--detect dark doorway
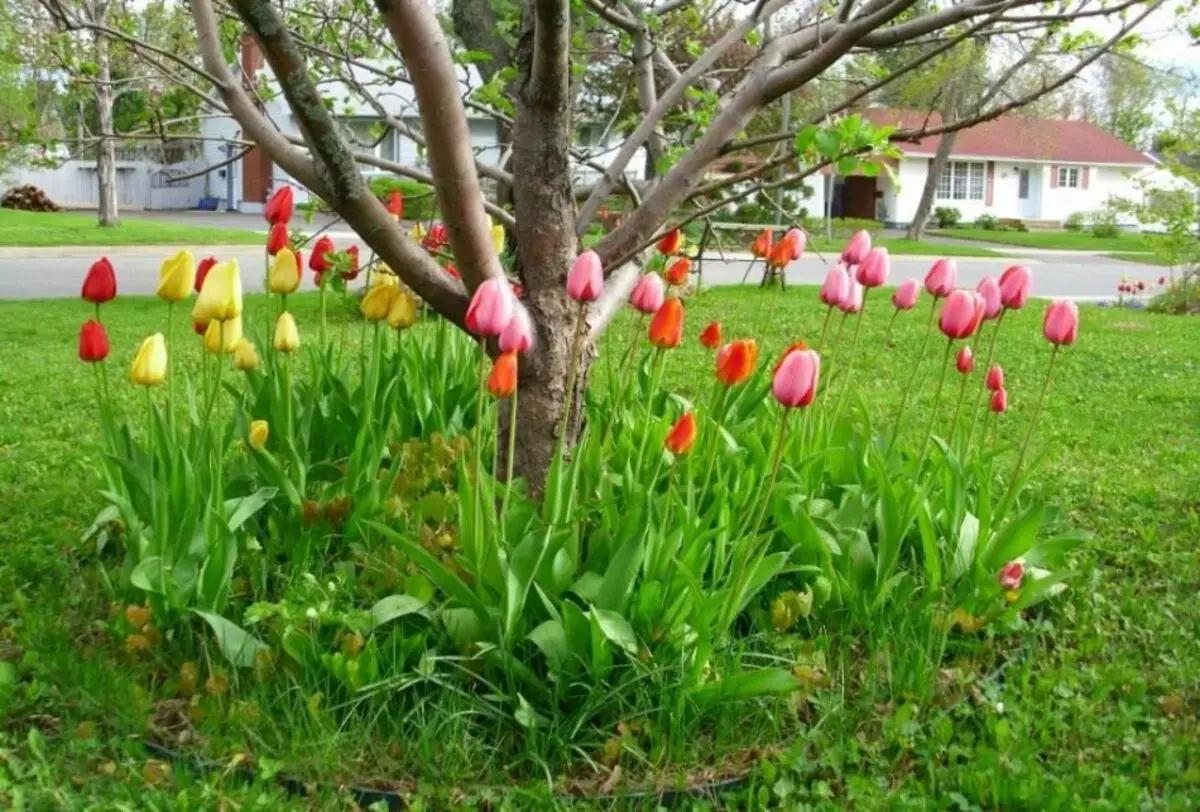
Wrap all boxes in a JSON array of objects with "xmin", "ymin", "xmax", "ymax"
[
  {"xmin": 842, "ymin": 176, "xmax": 877, "ymax": 220},
  {"xmin": 242, "ymin": 147, "xmax": 272, "ymax": 204}
]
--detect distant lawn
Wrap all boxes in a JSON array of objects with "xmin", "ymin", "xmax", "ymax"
[
  {"xmin": 809, "ymin": 236, "xmax": 1000, "ymax": 257},
  {"xmin": 1106, "ymin": 252, "xmax": 1175, "ymax": 266},
  {"xmin": 933, "ymin": 228, "xmax": 1148, "ymax": 252},
  {"xmin": 0, "ymin": 209, "xmax": 265, "ymax": 247}
]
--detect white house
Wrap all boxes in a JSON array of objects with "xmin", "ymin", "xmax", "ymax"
[{"xmin": 828, "ymin": 109, "xmax": 1158, "ymax": 228}]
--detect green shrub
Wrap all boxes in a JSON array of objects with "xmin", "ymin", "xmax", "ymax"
[
  {"xmin": 1064, "ymin": 211, "xmax": 1088, "ymax": 232},
  {"xmin": 1091, "ymin": 209, "xmax": 1121, "ymax": 239},
  {"xmin": 932, "ymin": 206, "xmax": 960, "ymax": 228},
  {"xmin": 1148, "ymin": 276, "xmax": 1200, "ymax": 314},
  {"xmin": 974, "ymin": 214, "xmax": 1000, "ymax": 230},
  {"xmin": 367, "ymin": 177, "xmax": 438, "ymax": 221}
]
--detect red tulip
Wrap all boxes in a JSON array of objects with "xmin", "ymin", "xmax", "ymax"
[
  {"xmin": 648, "ymin": 297, "xmax": 684, "ymax": 349},
  {"xmin": 266, "ymin": 221, "xmax": 289, "ymax": 255},
  {"xmin": 487, "ymin": 351, "xmax": 518, "ymax": 398},
  {"xmin": 986, "ymin": 365, "xmax": 1004, "ymax": 392},
  {"xmin": 819, "ymin": 264, "xmax": 849, "ymax": 307},
  {"xmin": 783, "ymin": 228, "xmax": 806, "ymax": 260},
  {"xmin": 990, "ymin": 387, "xmax": 1008, "ymax": 413},
  {"xmin": 766, "ymin": 236, "xmax": 794, "ymax": 269},
  {"xmin": 999, "ymin": 265, "xmax": 1033, "ymax": 310},
  {"xmin": 715, "ymin": 339, "xmax": 758, "ymax": 387},
  {"xmin": 664, "ymin": 412, "xmax": 697, "ymax": 455},
  {"xmin": 341, "ymin": 245, "xmax": 361, "ymax": 280},
  {"xmin": 195, "ymin": 256, "xmax": 219, "ymax": 293},
  {"xmin": 465, "ymin": 278, "xmax": 515, "ymax": 337},
  {"xmin": 193, "ymin": 320, "xmax": 208, "ymax": 335},
  {"xmin": 977, "ymin": 276, "xmax": 1002, "ymax": 320},
  {"xmin": 892, "ymin": 278, "xmax": 920, "ymax": 311},
  {"xmin": 310, "ymin": 236, "xmax": 335, "ymax": 274},
  {"xmin": 422, "ymin": 223, "xmax": 449, "ymax": 252},
  {"xmin": 856, "ymin": 247, "xmax": 890, "ymax": 288},
  {"xmin": 566, "ymin": 250, "xmax": 604, "ymax": 302},
  {"xmin": 81, "ymin": 257, "xmax": 117, "ymax": 304},
  {"xmin": 956, "ymin": 346, "xmax": 975, "ymax": 374},
  {"xmin": 499, "ymin": 305, "xmax": 534, "ymax": 354},
  {"xmin": 841, "ymin": 230, "xmax": 871, "ymax": 266},
  {"xmin": 998, "ymin": 560, "xmax": 1024, "ymax": 590},
  {"xmin": 1136, "ymin": 280, "xmax": 1146, "ymax": 291},
  {"xmin": 1042, "ymin": 299, "xmax": 1079, "ymax": 346},
  {"xmin": 924, "ymin": 258, "xmax": 957, "ymax": 298},
  {"xmin": 657, "ymin": 228, "xmax": 682, "ymax": 255},
  {"xmin": 78, "ymin": 319, "xmax": 109, "ymax": 362},
  {"xmin": 772, "ymin": 348, "xmax": 820, "ymax": 408},
  {"xmin": 750, "ymin": 229, "xmax": 773, "ymax": 259},
  {"xmin": 939, "ymin": 290, "xmax": 985, "ymax": 340},
  {"xmin": 664, "ymin": 257, "xmax": 691, "ymax": 287},
  {"xmin": 387, "ymin": 190, "xmax": 403, "ymax": 219},
  {"xmin": 630, "ymin": 273, "xmax": 665, "ymax": 314},
  {"xmin": 699, "ymin": 321, "xmax": 722, "ymax": 349},
  {"xmin": 264, "ymin": 185, "xmax": 294, "ymax": 225},
  {"xmin": 444, "ymin": 263, "xmax": 460, "ymax": 281}
]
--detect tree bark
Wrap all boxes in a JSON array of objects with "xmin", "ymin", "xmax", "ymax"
[
  {"xmin": 94, "ymin": 6, "xmax": 119, "ymax": 227},
  {"xmin": 906, "ymin": 130, "xmax": 957, "ymax": 240}
]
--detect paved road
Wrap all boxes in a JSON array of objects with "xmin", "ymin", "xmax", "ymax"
[{"xmin": 0, "ymin": 240, "xmax": 1165, "ymax": 301}]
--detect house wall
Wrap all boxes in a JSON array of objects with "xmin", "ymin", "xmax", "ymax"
[{"xmin": 5, "ymin": 158, "xmax": 209, "ymax": 211}]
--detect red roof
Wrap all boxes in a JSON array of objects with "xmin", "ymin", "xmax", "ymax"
[{"xmin": 860, "ymin": 109, "xmax": 1153, "ymax": 166}]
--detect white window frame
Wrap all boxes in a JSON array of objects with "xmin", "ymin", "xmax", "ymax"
[
  {"xmin": 1058, "ymin": 166, "xmax": 1080, "ymax": 189},
  {"xmin": 935, "ymin": 161, "xmax": 986, "ymax": 201}
]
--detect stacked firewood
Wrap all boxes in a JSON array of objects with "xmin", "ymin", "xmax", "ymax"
[{"xmin": 1, "ymin": 185, "xmax": 62, "ymax": 212}]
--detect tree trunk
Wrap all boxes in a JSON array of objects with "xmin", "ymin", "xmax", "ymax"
[
  {"xmin": 94, "ymin": 19, "xmax": 119, "ymax": 228},
  {"xmin": 905, "ymin": 130, "xmax": 956, "ymax": 241}
]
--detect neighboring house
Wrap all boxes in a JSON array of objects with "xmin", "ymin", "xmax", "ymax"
[
  {"xmin": 830, "ymin": 109, "xmax": 1158, "ymax": 228},
  {"xmin": 200, "ymin": 35, "xmax": 647, "ymax": 214}
]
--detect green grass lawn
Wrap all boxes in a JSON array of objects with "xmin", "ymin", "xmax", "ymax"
[
  {"xmin": 1106, "ymin": 251, "xmax": 1175, "ymax": 266},
  {"xmin": 2, "ymin": 289, "xmax": 1198, "ymax": 806},
  {"xmin": 0, "ymin": 209, "xmax": 266, "ymax": 247},
  {"xmin": 810, "ymin": 235, "xmax": 1000, "ymax": 257},
  {"xmin": 933, "ymin": 227, "xmax": 1150, "ymax": 252}
]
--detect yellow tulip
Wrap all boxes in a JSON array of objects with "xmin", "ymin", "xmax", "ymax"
[
  {"xmin": 409, "ymin": 222, "xmax": 426, "ymax": 243},
  {"xmin": 248, "ymin": 420, "xmax": 269, "ymax": 451},
  {"xmin": 387, "ymin": 288, "xmax": 420, "ymax": 330},
  {"xmin": 360, "ymin": 283, "xmax": 397, "ymax": 322},
  {"xmin": 130, "ymin": 333, "xmax": 167, "ymax": 386},
  {"xmin": 231, "ymin": 338, "xmax": 260, "ymax": 371},
  {"xmin": 192, "ymin": 259, "xmax": 243, "ymax": 324},
  {"xmin": 274, "ymin": 312, "xmax": 300, "ymax": 353},
  {"xmin": 490, "ymin": 222, "xmax": 506, "ymax": 255},
  {"xmin": 268, "ymin": 247, "xmax": 300, "ymax": 295},
  {"xmin": 203, "ymin": 316, "xmax": 242, "ymax": 354},
  {"xmin": 156, "ymin": 250, "xmax": 195, "ymax": 303},
  {"xmin": 373, "ymin": 272, "xmax": 400, "ymax": 289}
]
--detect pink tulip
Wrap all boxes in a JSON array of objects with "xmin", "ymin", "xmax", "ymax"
[
  {"xmin": 499, "ymin": 304, "xmax": 535, "ymax": 353},
  {"xmin": 841, "ymin": 230, "xmax": 871, "ymax": 266},
  {"xmin": 999, "ymin": 265, "xmax": 1033, "ymax": 310},
  {"xmin": 924, "ymin": 258, "xmax": 957, "ymax": 298},
  {"xmin": 990, "ymin": 387, "xmax": 1008, "ymax": 413},
  {"xmin": 892, "ymin": 279, "xmax": 920, "ymax": 311},
  {"xmin": 956, "ymin": 346, "xmax": 975, "ymax": 374},
  {"xmin": 772, "ymin": 348, "xmax": 820, "ymax": 408},
  {"xmin": 939, "ymin": 290, "xmax": 985, "ymax": 340},
  {"xmin": 784, "ymin": 228, "xmax": 806, "ymax": 260},
  {"xmin": 839, "ymin": 279, "xmax": 864, "ymax": 314},
  {"xmin": 1043, "ymin": 299, "xmax": 1079, "ymax": 346},
  {"xmin": 998, "ymin": 560, "xmax": 1024, "ymax": 590},
  {"xmin": 465, "ymin": 277, "xmax": 514, "ymax": 337},
  {"xmin": 629, "ymin": 272, "xmax": 665, "ymax": 314},
  {"xmin": 986, "ymin": 365, "xmax": 1004, "ymax": 392},
  {"xmin": 819, "ymin": 264, "xmax": 849, "ymax": 307},
  {"xmin": 977, "ymin": 276, "xmax": 1002, "ymax": 320},
  {"xmin": 856, "ymin": 247, "xmax": 890, "ymax": 288},
  {"xmin": 566, "ymin": 250, "xmax": 604, "ymax": 302}
]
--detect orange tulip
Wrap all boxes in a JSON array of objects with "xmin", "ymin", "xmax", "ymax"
[
  {"xmin": 657, "ymin": 228, "xmax": 682, "ymax": 255},
  {"xmin": 750, "ymin": 229, "xmax": 773, "ymax": 259},
  {"xmin": 767, "ymin": 235, "xmax": 795, "ymax": 269},
  {"xmin": 699, "ymin": 321, "xmax": 722, "ymax": 349},
  {"xmin": 664, "ymin": 257, "xmax": 691, "ymax": 287},
  {"xmin": 487, "ymin": 351, "xmax": 518, "ymax": 398},
  {"xmin": 664, "ymin": 412, "xmax": 697, "ymax": 455},
  {"xmin": 648, "ymin": 297, "xmax": 684, "ymax": 349},
  {"xmin": 715, "ymin": 339, "xmax": 758, "ymax": 386}
]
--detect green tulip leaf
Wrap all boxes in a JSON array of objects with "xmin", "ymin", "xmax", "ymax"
[{"xmin": 193, "ymin": 610, "xmax": 270, "ymax": 669}]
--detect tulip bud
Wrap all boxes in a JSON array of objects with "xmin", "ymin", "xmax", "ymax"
[
  {"xmin": 856, "ymin": 247, "xmax": 890, "ymax": 288},
  {"xmin": 130, "ymin": 334, "xmax": 167, "ymax": 386},
  {"xmin": 264, "ymin": 185, "xmax": 294, "ymax": 225},
  {"xmin": 657, "ymin": 228, "xmax": 682, "ymax": 255},
  {"xmin": 977, "ymin": 276, "xmax": 1002, "ymax": 320},
  {"xmin": 387, "ymin": 288, "xmax": 420, "ymax": 330},
  {"xmin": 387, "ymin": 190, "xmax": 403, "ymax": 219},
  {"xmin": 465, "ymin": 277, "xmax": 515, "ymax": 336},
  {"xmin": 990, "ymin": 387, "xmax": 1008, "ymax": 413},
  {"xmin": 766, "ymin": 237, "xmax": 794, "ymax": 270},
  {"xmin": 82, "ymin": 257, "xmax": 117, "ymax": 304},
  {"xmin": 939, "ymin": 290, "xmax": 985, "ymax": 340},
  {"xmin": 839, "ymin": 279, "xmax": 864, "ymax": 314},
  {"xmin": 341, "ymin": 245, "xmax": 360, "ymax": 281},
  {"xmin": 309, "ymin": 236, "xmax": 335, "ymax": 279},
  {"xmin": 498, "ymin": 304, "xmax": 534, "ymax": 353},
  {"xmin": 648, "ymin": 297, "xmax": 684, "ymax": 349},
  {"xmin": 204, "ymin": 316, "xmax": 243, "ymax": 355},
  {"xmin": 699, "ymin": 321, "xmax": 722, "ymax": 349},
  {"xmin": 998, "ymin": 560, "xmax": 1024, "ymax": 590},
  {"xmin": 248, "ymin": 420, "xmax": 269, "ymax": 451},
  {"xmin": 773, "ymin": 341, "xmax": 809, "ymax": 375},
  {"xmin": 750, "ymin": 229, "xmax": 773, "ymax": 259},
  {"xmin": 156, "ymin": 250, "xmax": 195, "ymax": 303},
  {"xmin": 819, "ymin": 265, "xmax": 849, "ymax": 308},
  {"xmin": 232, "ymin": 338, "xmax": 260, "ymax": 371},
  {"xmin": 487, "ymin": 351, "xmax": 518, "ymax": 398},
  {"xmin": 999, "ymin": 265, "xmax": 1033, "ymax": 310},
  {"xmin": 664, "ymin": 257, "xmax": 691, "ymax": 287},
  {"xmin": 266, "ymin": 221, "xmax": 289, "ymax": 256},
  {"xmin": 269, "ymin": 248, "xmax": 301, "ymax": 295},
  {"xmin": 986, "ymin": 365, "xmax": 1004, "ymax": 392},
  {"xmin": 783, "ymin": 228, "xmax": 806, "ymax": 260},
  {"xmin": 841, "ymin": 230, "xmax": 871, "ymax": 266},
  {"xmin": 772, "ymin": 348, "xmax": 820, "ymax": 408},
  {"xmin": 956, "ymin": 346, "xmax": 974, "ymax": 374},
  {"xmin": 361, "ymin": 282, "xmax": 398, "ymax": 322},
  {"xmin": 892, "ymin": 278, "xmax": 920, "ymax": 311},
  {"xmin": 192, "ymin": 260, "xmax": 243, "ymax": 324},
  {"xmin": 664, "ymin": 412, "xmax": 697, "ymax": 455},
  {"xmin": 630, "ymin": 273, "xmax": 665, "ymax": 315},
  {"xmin": 78, "ymin": 319, "xmax": 110, "ymax": 363},
  {"xmin": 274, "ymin": 312, "xmax": 300, "ymax": 353},
  {"xmin": 1042, "ymin": 299, "xmax": 1079, "ymax": 346},
  {"xmin": 715, "ymin": 339, "xmax": 758, "ymax": 387},
  {"xmin": 195, "ymin": 256, "xmax": 218, "ymax": 293},
  {"xmin": 924, "ymin": 258, "xmax": 957, "ymax": 299},
  {"xmin": 490, "ymin": 221, "xmax": 506, "ymax": 256},
  {"xmin": 566, "ymin": 251, "xmax": 604, "ymax": 302}
]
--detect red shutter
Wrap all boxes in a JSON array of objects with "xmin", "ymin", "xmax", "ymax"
[
  {"xmin": 1049, "ymin": 165, "xmax": 1059, "ymax": 189},
  {"xmin": 985, "ymin": 161, "xmax": 995, "ymax": 206},
  {"xmin": 1082, "ymin": 167, "xmax": 1090, "ymax": 190}
]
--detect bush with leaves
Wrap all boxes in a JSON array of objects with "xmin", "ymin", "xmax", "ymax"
[{"xmin": 933, "ymin": 207, "xmax": 961, "ymax": 228}]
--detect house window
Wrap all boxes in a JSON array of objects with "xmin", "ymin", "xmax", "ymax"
[
  {"xmin": 1057, "ymin": 166, "xmax": 1080, "ymax": 188},
  {"xmin": 935, "ymin": 161, "xmax": 986, "ymax": 201}
]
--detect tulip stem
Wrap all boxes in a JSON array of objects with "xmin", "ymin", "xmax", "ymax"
[
  {"xmin": 817, "ymin": 306, "xmax": 834, "ymax": 351},
  {"xmin": 881, "ymin": 308, "xmax": 899, "ymax": 350},
  {"xmin": 1004, "ymin": 344, "xmax": 1060, "ymax": 507},
  {"xmin": 634, "ymin": 349, "xmax": 666, "ymax": 475},
  {"xmin": 964, "ymin": 310, "xmax": 1006, "ymax": 459},
  {"xmin": 916, "ymin": 340, "xmax": 955, "ymax": 471},
  {"xmin": 319, "ymin": 287, "xmax": 328, "ymax": 348},
  {"xmin": 830, "ymin": 291, "xmax": 870, "ymax": 424},
  {"xmin": 472, "ymin": 338, "xmax": 487, "ymax": 574},
  {"xmin": 556, "ymin": 303, "xmax": 588, "ymax": 458},
  {"xmin": 166, "ymin": 302, "xmax": 176, "ymax": 432},
  {"xmin": 743, "ymin": 407, "xmax": 793, "ymax": 539},
  {"xmin": 499, "ymin": 388, "xmax": 519, "ymax": 533},
  {"xmin": 820, "ymin": 312, "xmax": 849, "ymax": 410},
  {"xmin": 699, "ymin": 385, "xmax": 729, "ymax": 499},
  {"xmin": 889, "ymin": 296, "xmax": 939, "ymax": 455},
  {"xmin": 947, "ymin": 369, "xmax": 970, "ymax": 452}
]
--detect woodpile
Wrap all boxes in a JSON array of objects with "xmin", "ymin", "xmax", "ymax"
[{"xmin": 1, "ymin": 185, "xmax": 62, "ymax": 212}]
